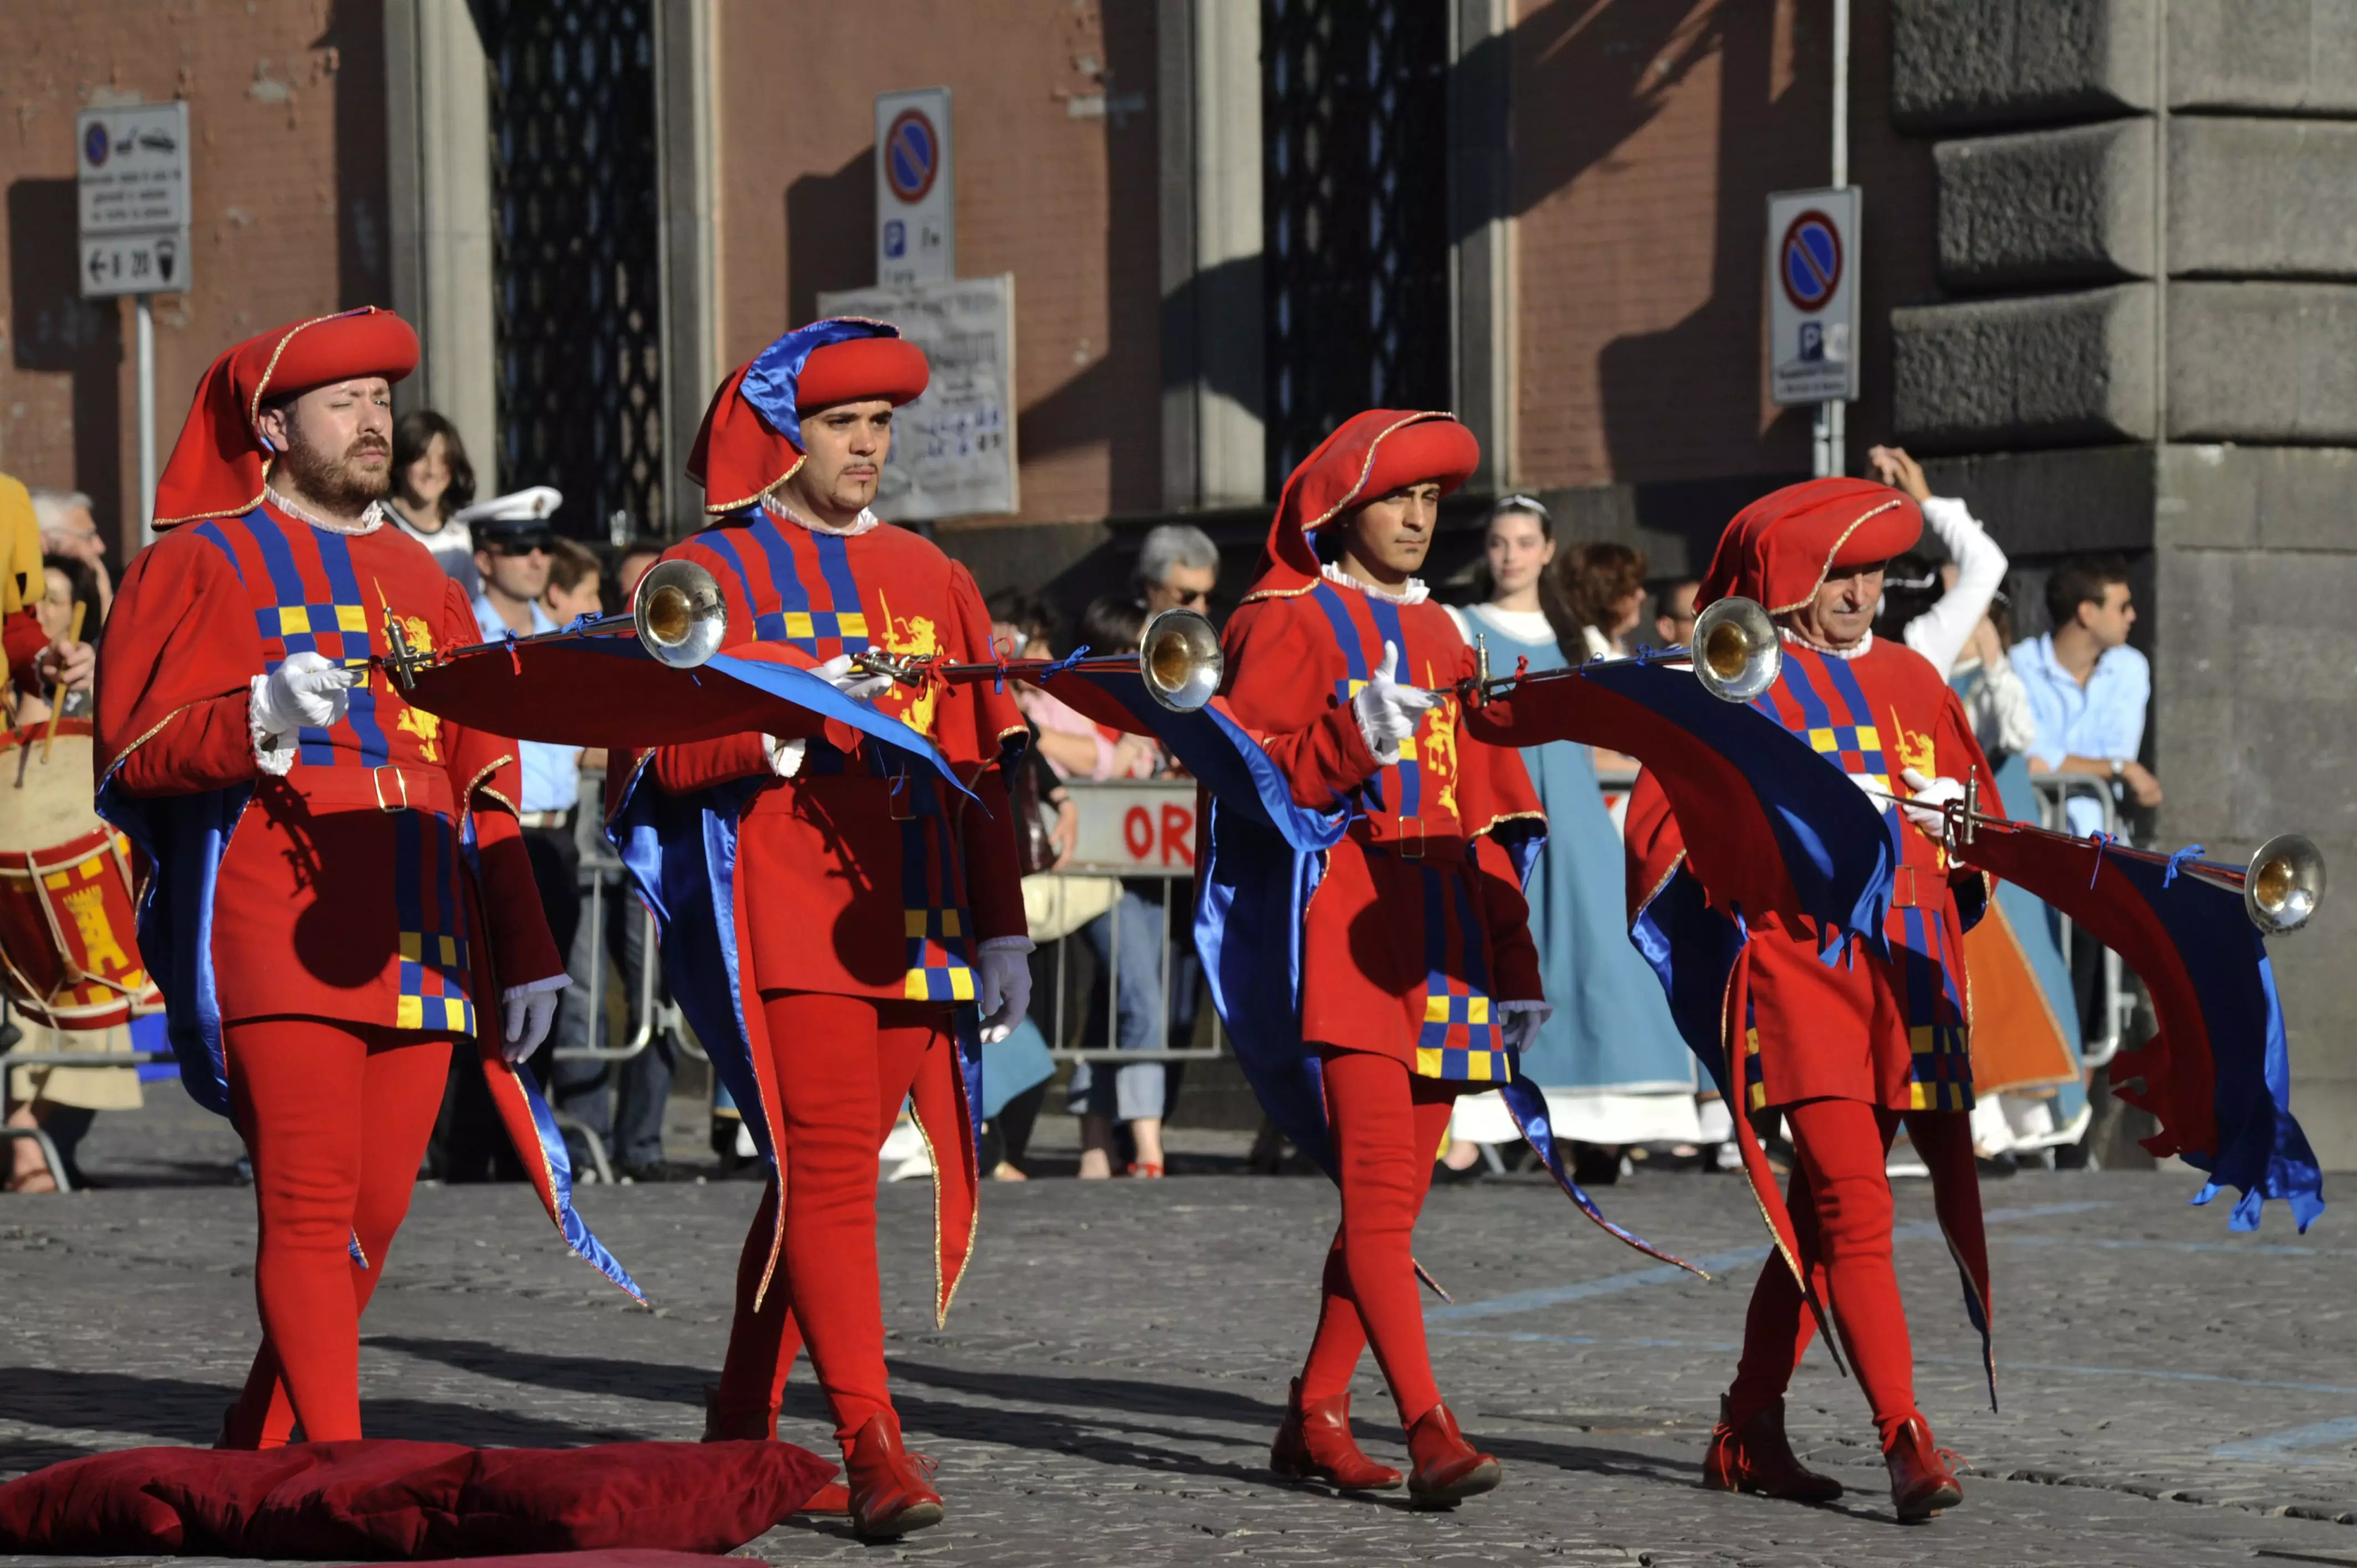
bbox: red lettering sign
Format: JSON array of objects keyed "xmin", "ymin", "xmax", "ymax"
[
  {"xmin": 1161, "ymin": 802, "xmax": 1195, "ymax": 867},
  {"xmin": 1123, "ymin": 805, "xmax": 1155, "ymax": 860}
]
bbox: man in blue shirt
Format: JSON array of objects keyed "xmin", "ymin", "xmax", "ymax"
[{"xmin": 2009, "ymin": 556, "xmax": 2163, "ymax": 839}]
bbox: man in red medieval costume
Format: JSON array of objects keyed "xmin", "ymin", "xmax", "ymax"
[
  {"xmin": 94, "ymin": 308, "xmax": 633, "ymax": 1450},
  {"xmin": 612, "ymin": 319, "xmax": 1030, "ymax": 1540},
  {"xmin": 1626, "ymin": 477, "xmax": 1999, "ymax": 1521},
  {"xmin": 1214, "ymin": 410, "xmax": 1547, "ymax": 1507}
]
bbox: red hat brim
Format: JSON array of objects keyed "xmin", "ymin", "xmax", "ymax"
[
  {"xmin": 1263, "ymin": 410, "xmax": 1479, "ymax": 579},
  {"xmin": 153, "ymin": 308, "xmax": 419, "ymax": 529},
  {"xmin": 1697, "ymin": 477, "xmax": 1922, "ymax": 615},
  {"xmin": 688, "ymin": 321, "xmax": 931, "ymax": 514}
]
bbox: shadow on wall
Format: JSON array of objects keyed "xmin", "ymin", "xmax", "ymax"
[
  {"xmin": 8, "ymin": 179, "xmax": 125, "ymax": 555},
  {"xmin": 785, "ymin": 149, "xmax": 873, "ymax": 327}
]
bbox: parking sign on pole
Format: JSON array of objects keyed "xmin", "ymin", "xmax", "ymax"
[
  {"xmin": 875, "ymin": 87, "xmax": 953, "ymax": 287},
  {"xmin": 1766, "ymin": 186, "xmax": 1859, "ymax": 408}
]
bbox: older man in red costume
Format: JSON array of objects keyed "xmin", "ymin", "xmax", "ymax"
[
  {"xmin": 1627, "ymin": 477, "xmax": 1998, "ymax": 1522},
  {"xmin": 94, "ymin": 308, "xmax": 619, "ymax": 1450},
  {"xmin": 619, "ymin": 319, "xmax": 1028, "ymax": 1540},
  {"xmin": 1217, "ymin": 410, "xmax": 1546, "ymax": 1507}
]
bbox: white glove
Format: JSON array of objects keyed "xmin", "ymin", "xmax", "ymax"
[
  {"xmin": 1848, "ymin": 769, "xmax": 1889, "ymax": 811},
  {"xmin": 1349, "ymin": 641, "xmax": 1443, "ymax": 765},
  {"xmin": 976, "ymin": 942, "xmax": 1033, "ymax": 1044},
  {"xmin": 814, "ymin": 652, "xmax": 894, "ymax": 703},
  {"xmin": 1499, "ymin": 1000, "xmax": 1551, "ymax": 1053},
  {"xmin": 500, "ymin": 981, "xmax": 564, "ymax": 1064},
  {"xmin": 252, "ymin": 651, "xmax": 357, "ymax": 737},
  {"xmin": 1900, "ymin": 767, "xmax": 1965, "ymax": 844}
]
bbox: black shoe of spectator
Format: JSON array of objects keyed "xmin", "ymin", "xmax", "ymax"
[
  {"xmin": 1430, "ymin": 1157, "xmax": 1485, "ymax": 1186},
  {"xmin": 1975, "ymin": 1152, "xmax": 2020, "ymax": 1178},
  {"xmin": 1571, "ymin": 1142, "xmax": 1623, "ymax": 1187},
  {"xmin": 621, "ymin": 1160, "xmax": 701, "ymax": 1184}
]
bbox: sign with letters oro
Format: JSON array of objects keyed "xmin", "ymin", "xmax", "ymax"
[
  {"xmin": 874, "ymin": 86, "xmax": 953, "ymax": 287},
  {"xmin": 1767, "ymin": 185, "xmax": 1858, "ymax": 406},
  {"xmin": 78, "ymin": 101, "xmax": 192, "ymax": 298},
  {"xmin": 816, "ymin": 275, "xmax": 1019, "ymax": 520}
]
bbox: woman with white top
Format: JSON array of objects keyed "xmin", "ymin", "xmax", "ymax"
[{"xmin": 1445, "ymin": 499, "xmax": 1695, "ymax": 1178}]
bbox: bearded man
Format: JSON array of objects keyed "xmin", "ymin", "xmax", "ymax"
[{"xmin": 95, "ymin": 308, "xmax": 626, "ymax": 1448}]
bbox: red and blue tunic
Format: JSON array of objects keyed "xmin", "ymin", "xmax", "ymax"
[
  {"xmin": 642, "ymin": 506, "xmax": 1027, "ymax": 1001},
  {"xmin": 1221, "ymin": 572, "xmax": 1542, "ymax": 1080},
  {"xmin": 95, "ymin": 501, "xmax": 560, "ymax": 1034}
]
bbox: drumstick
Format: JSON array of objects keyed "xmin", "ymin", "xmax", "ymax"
[{"xmin": 39, "ymin": 602, "xmax": 88, "ymax": 763}]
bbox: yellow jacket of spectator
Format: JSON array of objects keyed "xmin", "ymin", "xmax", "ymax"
[{"xmin": 0, "ymin": 472, "xmax": 43, "ymax": 690}]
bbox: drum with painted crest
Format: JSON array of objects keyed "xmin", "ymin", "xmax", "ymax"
[{"xmin": 0, "ymin": 719, "xmax": 162, "ymax": 1030}]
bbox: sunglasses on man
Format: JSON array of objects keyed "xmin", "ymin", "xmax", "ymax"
[{"xmin": 485, "ymin": 533, "xmax": 554, "ymax": 557}]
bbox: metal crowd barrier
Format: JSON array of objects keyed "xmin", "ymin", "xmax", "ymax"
[
  {"xmin": 1043, "ymin": 778, "xmax": 1224, "ymax": 1064},
  {"xmin": 2025, "ymin": 772, "xmax": 2132, "ymax": 1067}
]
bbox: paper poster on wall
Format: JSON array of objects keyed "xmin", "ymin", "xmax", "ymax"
[{"xmin": 817, "ymin": 274, "xmax": 1018, "ymax": 521}]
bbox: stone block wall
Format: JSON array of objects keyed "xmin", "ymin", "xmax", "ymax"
[{"xmin": 1891, "ymin": 0, "xmax": 2357, "ymax": 1168}]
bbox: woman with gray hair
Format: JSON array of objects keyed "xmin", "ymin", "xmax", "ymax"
[{"xmin": 1134, "ymin": 523, "xmax": 1219, "ymax": 615}]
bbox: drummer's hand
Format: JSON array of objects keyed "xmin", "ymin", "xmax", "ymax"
[
  {"xmin": 814, "ymin": 653, "xmax": 893, "ymax": 704},
  {"xmin": 500, "ymin": 982, "xmax": 563, "ymax": 1064},
  {"xmin": 37, "ymin": 638, "xmax": 95, "ymax": 689},
  {"xmin": 255, "ymin": 650, "xmax": 357, "ymax": 734}
]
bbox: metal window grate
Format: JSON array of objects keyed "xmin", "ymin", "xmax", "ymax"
[
  {"xmin": 483, "ymin": 0, "xmax": 665, "ymax": 538},
  {"xmin": 1262, "ymin": 0, "xmax": 1451, "ymax": 493}
]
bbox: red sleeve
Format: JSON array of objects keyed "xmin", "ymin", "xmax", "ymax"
[
  {"xmin": 1219, "ymin": 597, "xmax": 1383, "ymax": 809},
  {"xmin": 4, "ymin": 606, "xmax": 44, "ymax": 689},
  {"xmin": 955, "ymin": 762, "xmax": 1027, "ymax": 944},
  {"xmin": 939, "ymin": 561, "xmax": 1027, "ymax": 942},
  {"xmin": 434, "ymin": 579, "xmax": 563, "ymax": 988},
  {"xmin": 644, "ymin": 538, "xmax": 825, "ymax": 793},
  {"xmin": 95, "ymin": 532, "xmax": 267, "ymax": 796},
  {"xmin": 1624, "ymin": 770, "xmax": 1686, "ymax": 924},
  {"xmin": 1936, "ymin": 683, "xmax": 2000, "ymax": 893}
]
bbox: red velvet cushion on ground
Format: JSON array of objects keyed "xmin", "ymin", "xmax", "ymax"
[{"xmin": 0, "ymin": 1440, "xmax": 836, "ymax": 1558}]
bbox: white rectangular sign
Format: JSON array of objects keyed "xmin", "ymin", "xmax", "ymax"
[
  {"xmin": 81, "ymin": 229, "xmax": 192, "ymax": 298},
  {"xmin": 816, "ymin": 274, "xmax": 1019, "ymax": 520},
  {"xmin": 1767, "ymin": 185, "xmax": 1859, "ymax": 406},
  {"xmin": 78, "ymin": 101, "xmax": 192, "ymax": 298},
  {"xmin": 1061, "ymin": 780, "xmax": 1199, "ymax": 876},
  {"xmin": 875, "ymin": 87, "xmax": 953, "ymax": 286}
]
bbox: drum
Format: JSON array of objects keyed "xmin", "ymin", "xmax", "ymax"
[{"xmin": 0, "ymin": 719, "xmax": 163, "ymax": 1030}]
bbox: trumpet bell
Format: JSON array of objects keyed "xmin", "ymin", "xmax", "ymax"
[
  {"xmin": 632, "ymin": 559, "xmax": 728, "ymax": 669},
  {"xmin": 1139, "ymin": 608, "xmax": 1223, "ymax": 713},
  {"xmin": 2245, "ymin": 832, "xmax": 2326, "ymax": 935},
  {"xmin": 1688, "ymin": 595, "xmax": 1781, "ymax": 703}
]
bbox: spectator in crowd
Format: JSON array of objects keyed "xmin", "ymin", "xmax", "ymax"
[
  {"xmin": 1063, "ymin": 594, "xmax": 1173, "ymax": 1179},
  {"xmin": 1135, "ymin": 523, "xmax": 1219, "ymax": 615},
  {"xmin": 4, "ymin": 548, "xmax": 131, "ymax": 1193},
  {"xmin": 432, "ymin": 498, "xmax": 590, "ymax": 1179},
  {"xmin": 1446, "ymin": 500, "xmax": 1696, "ymax": 1184},
  {"xmin": 388, "ymin": 410, "xmax": 480, "ymax": 597},
  {"xmin": 1654, "ymin": 576, "xmax": 1700, "ymax": 650},
  {"xmin": 28, "ymin": 488, "xmax": 112, "ymax": 618},
  {"xmin": 2011, "ymin": 556, "xmax": 2158, "ymax": 837},
  {"xmin": 542, "ymin": 538, "xmax": 604, "ymax": 626},
  {"xmin": 1555, "ymin": 541, "xmax": 1649, "ymax": 658},
  {"xmin": 610, "ymin": 541, "xmax": 665, "ymax": 613}
]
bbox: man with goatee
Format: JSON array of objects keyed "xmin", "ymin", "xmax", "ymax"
[{"xmin": 95, "ymin": 308, "xmax": 630, "ymax": 1448}]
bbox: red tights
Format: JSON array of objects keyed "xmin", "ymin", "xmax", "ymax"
[
  {"xmin": 220, "ymin": 1019, "xmax": 454, "ymax": 1447},
  {"xmin": 1727, "ymin": 1096, "xmax": 1945, "ymax": 1448},
  {"xmin": 712, "ymin": 992, "xmax": 943, "ymax": 1447},
  {"xmin": 1296, "ymin": 1048, "xmax": 1458, "ymax": 1427}
]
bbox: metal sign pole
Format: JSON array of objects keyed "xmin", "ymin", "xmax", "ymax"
[
  {"xmin": 1816, "ymin": 0, "xmax": 1851, "ymax": 479},
  {"xmin": 136, "ymin": 293, "xmax": 156, "ymax": 549}
]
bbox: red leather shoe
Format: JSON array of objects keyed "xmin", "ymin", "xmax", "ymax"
[
  {"xmin": 1883, "ymin": 1415, "xmax": 1964, "ymax": 1523},
  {"xmin": 1270, "ymin": 1378, "xmax": 1403, "ymax": 1490},
  {"xmin": 845, "ymin": 1412, "xmax": 944, "ymax": 1540},
  {"xmin": 797, "ymin": 1482, "xmax": 850, "ymax": 1515},
  {"xmin": 1701, "ymin": 1396, "xmax": 1843, "ymax": 1503},
  {"xmin": 1404, "ymin": 1401, "xmax": 1501, "ymax": 1508}
]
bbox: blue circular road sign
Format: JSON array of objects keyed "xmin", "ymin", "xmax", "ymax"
[
  {"xmin": 884, "ymin": 109, "xmax": 940, "ymax": 204},
  {"xmin": 1779, "ymin": 210, "xmax": 1843, "ymax": 312}
]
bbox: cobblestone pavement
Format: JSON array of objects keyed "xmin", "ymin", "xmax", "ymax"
[{"xmin": 4, "ymin": 1095, "xmax": 2355, "ymax": 1566}]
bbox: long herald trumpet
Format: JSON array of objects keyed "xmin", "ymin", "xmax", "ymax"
[
  {"xmin": 1463, "ymin": 594, "xmax": 1782, "ymax": 707},
  {"xmin": 380, "ymin": 559, "xmax": 730, "ymax": 691},
  {"xmin": 1917, "ymin": 777, "xmax": 2327, "ymax": 936},
  {"xmin": 852, "ymin": 607, "xmax": 1225, "ymax": 714}
]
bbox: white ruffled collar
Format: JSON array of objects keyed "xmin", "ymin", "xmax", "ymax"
[
  {"xmin": 1781, "ymin": 626, "xmax": 1872, "ymax": 660},
  {"xmin": 265, "ymin": 486, "xmax": 386, "ymax": 536},
  {"xmin": 761, "ymin": 492, "xmax": 880, "ymax": 537},
  {"xmin": 1320, "ymin": 561, "xmax": 1428, "ymax": 605}
]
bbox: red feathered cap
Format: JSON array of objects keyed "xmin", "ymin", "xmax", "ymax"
[
  {"xmin": 1262, "ymin": 410, "xmax": 1479, "ymax": 579},
  {"xmin": 152, "ymin": 307, "xmax": 419, "ymax": 529},
  {"xmin": 687, "ymin": 319, "xmax": 930, "ymax": 514},
  {"xmin": 1697, "ymin": 477, "xmax": 1923, "ymax": 615}
]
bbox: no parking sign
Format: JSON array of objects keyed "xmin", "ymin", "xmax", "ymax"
[
  {"xmin": 875, "ymin": 87, "xmax": 953, "ymax": 286},
  {"xmin": 1767, "ymin": 186, "xmax": 1859, "ymax": 406}
]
